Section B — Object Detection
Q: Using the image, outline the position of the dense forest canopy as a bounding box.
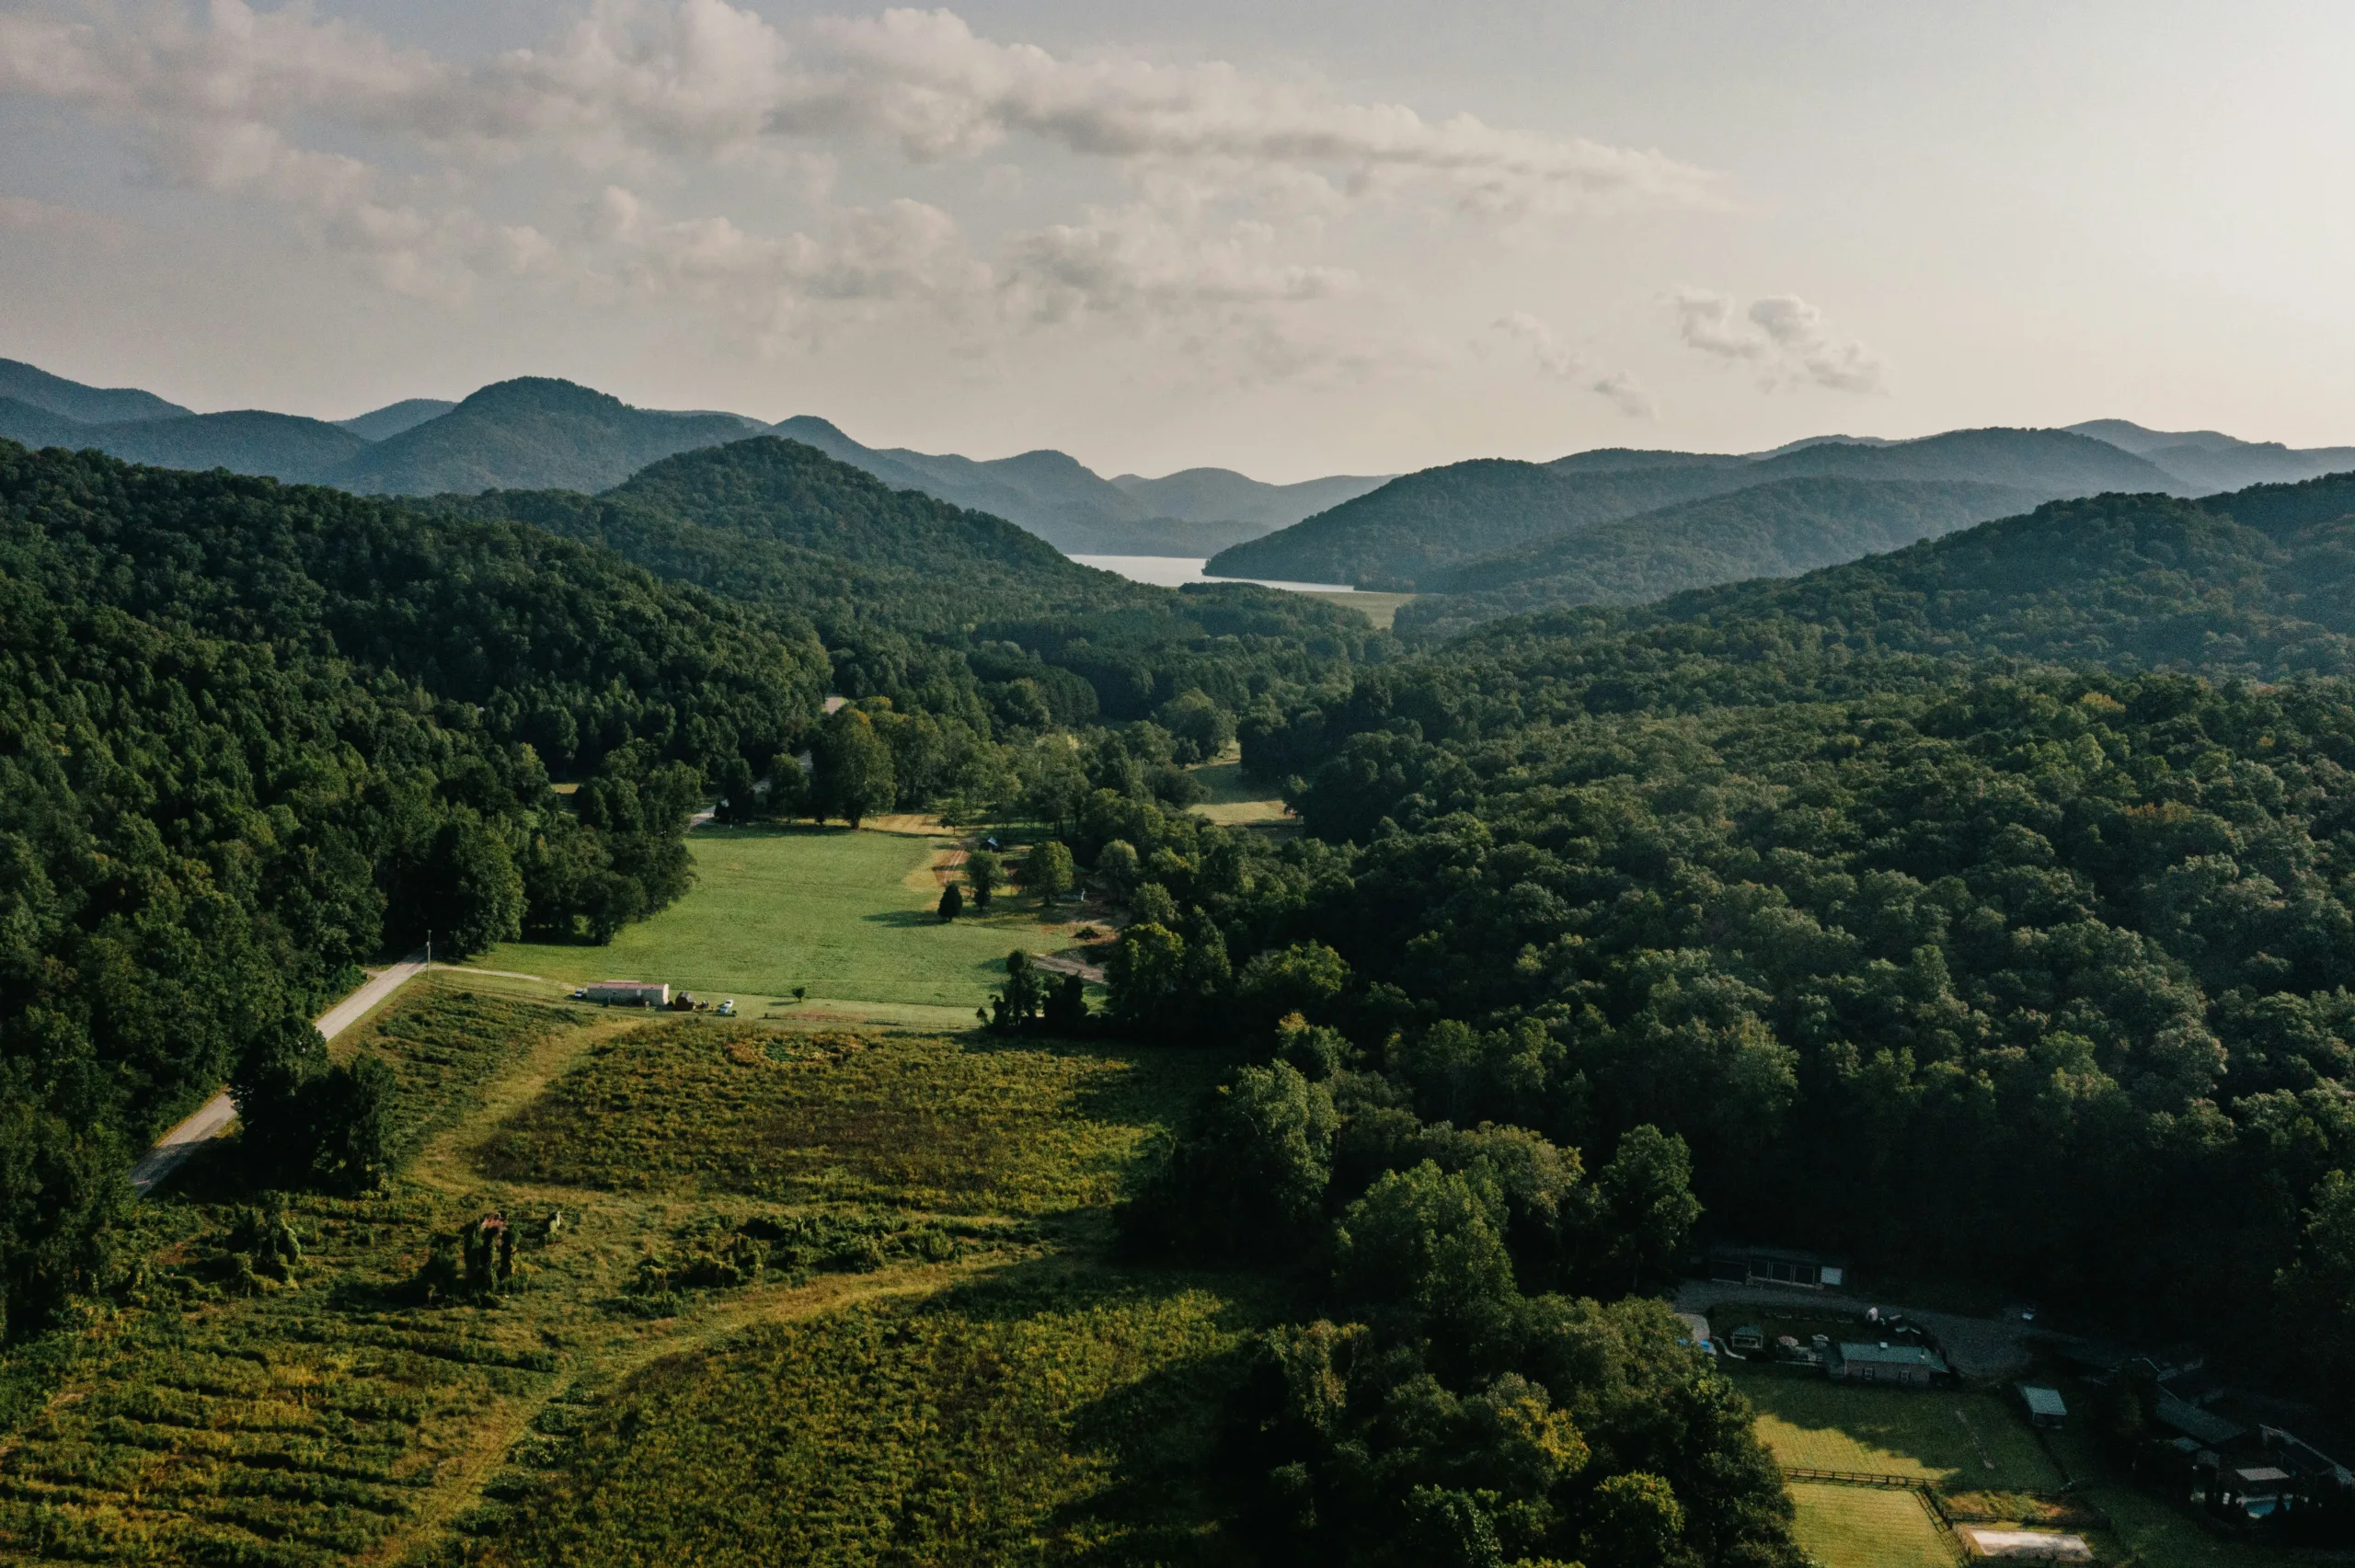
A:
[0,440,831,1337]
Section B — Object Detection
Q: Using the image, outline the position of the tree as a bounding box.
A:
[408,811,526,957]
[1333,1161,1516,1333]
[988,950,1049,1032]
[1108,921,1188,1029]
[811,707,896,828]
[0,1099,126,1341]
[1017,840,1075,904]
[936,882,964,921]
[1583,1471,1688,1568]
[1598,1127,1702,1294]
[715,756,759,826]
[1156,689,1237,764]
[1123,1061,1338,1261]
[1096,839,1141,901]
[966,849,1003,910]
[1044,972,1088,1034]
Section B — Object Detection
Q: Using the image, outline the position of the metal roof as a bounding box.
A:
[2018,1385,2068,1418]
[1837,1341,1950,1371]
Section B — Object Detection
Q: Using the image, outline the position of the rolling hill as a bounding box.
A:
[1108,466,1391,530]
[767,415,1373,555]
[82,409,372,481]
[1209,427,2187,589]
[337,397,456,441]
[2069,417,2355,491]
[1401,476,2039,637]
[326,378,758,496]
[0,356,190,423]
[1459,468,2355,683]
[453,435,1147,635]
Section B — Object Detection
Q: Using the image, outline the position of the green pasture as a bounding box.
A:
[1188,759,1295,826]
[1733,1368,2064,1493]
[1784,1483,1952,1568]
[472,825,1069,1013]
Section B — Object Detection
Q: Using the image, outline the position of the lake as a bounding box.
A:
[1072,555,1356,593]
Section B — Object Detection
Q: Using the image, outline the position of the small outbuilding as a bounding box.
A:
[583,980,670,1007]
[1728,1324,1766,1353]
[1830,1341,1950,1388]
[2016,1384,2069,1429]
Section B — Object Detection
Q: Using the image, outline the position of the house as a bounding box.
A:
[2016,1384,2069,1429]
[1706,1242,1844,1289]
[2154,1388,2246,1449]
[1829,1341,1950,1388]
[582,980,670,1007]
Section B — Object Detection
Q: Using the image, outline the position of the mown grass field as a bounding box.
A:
[1733,1368,2063,1492]
[1783,1482,1952,1568]
[477,1021,1223,1215]
[1187,760,1295,827]
[0,973,1229,1566]
[473,826,1068,1012]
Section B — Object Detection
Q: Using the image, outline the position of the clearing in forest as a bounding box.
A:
[0,974,1234,1567]
[472,824,1074,1013]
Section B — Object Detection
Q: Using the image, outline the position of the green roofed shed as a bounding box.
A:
[1831,1341,1950,1388]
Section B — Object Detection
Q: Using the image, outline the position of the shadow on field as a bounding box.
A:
[913,1254,1270,1564]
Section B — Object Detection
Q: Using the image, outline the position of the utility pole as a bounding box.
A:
[426,930,431,966]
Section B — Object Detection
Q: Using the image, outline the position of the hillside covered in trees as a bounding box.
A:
[1063,469,2355,1455]
[0,439,831,1337]
[1209,428,2184,589]
[1402,475,2038,636]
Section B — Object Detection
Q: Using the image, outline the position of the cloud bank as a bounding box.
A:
[1672,288,1887,393]
[0,0,1723,364]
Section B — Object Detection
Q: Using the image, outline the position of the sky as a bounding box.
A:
[2,0,2351,481]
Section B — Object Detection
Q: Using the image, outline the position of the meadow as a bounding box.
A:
[477,1021,1223,1215]
[0,973,1226,1566]
[1782,1482,1952,1568]
[473,825,1074,1013]
[476,1268,1255,1568]
[1732,1368,2065,1493]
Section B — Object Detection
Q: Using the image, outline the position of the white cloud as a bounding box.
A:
[0,3,1722,373]
[1672,287,1887,393]
[1493,312,1654,417]
[0,193,131,244]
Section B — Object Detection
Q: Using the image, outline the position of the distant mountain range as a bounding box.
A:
[6,355,2353,621]
[0,357,1381,556]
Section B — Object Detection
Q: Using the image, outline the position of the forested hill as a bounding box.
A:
[1453,469,2355,692]
[1209,426,2186,589]
[458,435,1394,725]
[0,439,833,1333]
[456,435,1144,637]
[0,441,828,776]
[1402,475,2039,637]
[328,377,756,497]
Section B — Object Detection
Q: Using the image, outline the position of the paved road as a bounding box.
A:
[1673,1281,2043,1380]
[127,946,431,1194]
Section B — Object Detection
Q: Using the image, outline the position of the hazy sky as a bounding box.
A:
[3,1,2350,479]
